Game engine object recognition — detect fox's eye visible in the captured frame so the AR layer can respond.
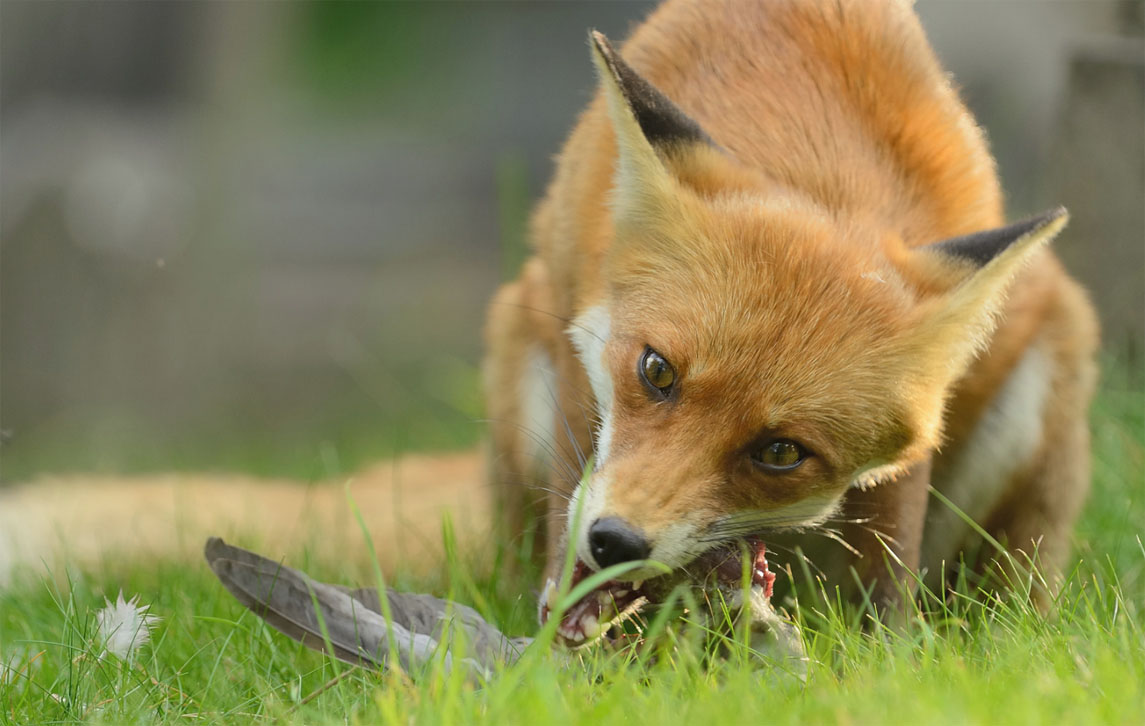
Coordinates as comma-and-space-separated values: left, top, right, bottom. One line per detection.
752, 440, 807, 471
639, 347, 676, 395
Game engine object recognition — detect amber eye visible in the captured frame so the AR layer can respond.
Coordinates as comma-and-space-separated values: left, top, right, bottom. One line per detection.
752, 440, 807, 471
639, 347, 676, 395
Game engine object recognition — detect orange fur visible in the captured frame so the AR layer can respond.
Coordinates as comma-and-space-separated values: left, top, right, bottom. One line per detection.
485, 0, 1098, 607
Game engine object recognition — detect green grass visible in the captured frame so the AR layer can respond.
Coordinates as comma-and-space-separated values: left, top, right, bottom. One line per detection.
1, 363, 1142, 725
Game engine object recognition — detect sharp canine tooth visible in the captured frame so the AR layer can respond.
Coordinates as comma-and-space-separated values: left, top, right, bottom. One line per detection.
614, 589, 629, 598
633, 580, 644, 590
542, 579, 557, 609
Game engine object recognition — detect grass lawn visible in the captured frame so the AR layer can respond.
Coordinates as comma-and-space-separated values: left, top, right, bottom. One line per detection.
1, 361, 1141, 725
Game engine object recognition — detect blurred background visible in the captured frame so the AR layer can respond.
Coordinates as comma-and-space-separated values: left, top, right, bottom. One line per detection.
2, 1, 1142, 484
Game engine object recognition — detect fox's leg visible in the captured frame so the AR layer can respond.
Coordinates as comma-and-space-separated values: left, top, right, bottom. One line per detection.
839, 458, 933, 615
484, 272, 551, 566
484, 258, 585, 572
922, 282, 1099, 607
979, 288, 1098, 606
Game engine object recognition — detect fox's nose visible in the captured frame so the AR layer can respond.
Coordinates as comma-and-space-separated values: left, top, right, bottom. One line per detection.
588, 517, 651, 569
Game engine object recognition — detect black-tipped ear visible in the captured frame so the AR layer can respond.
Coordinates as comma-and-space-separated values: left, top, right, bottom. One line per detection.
925, 208, 1068, 267
589, 30, 712, 149
904, 206, 1068, 408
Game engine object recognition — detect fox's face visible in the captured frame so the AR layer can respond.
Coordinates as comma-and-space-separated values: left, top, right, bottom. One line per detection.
571, 207, 920, 572
566, 33, 1066, 576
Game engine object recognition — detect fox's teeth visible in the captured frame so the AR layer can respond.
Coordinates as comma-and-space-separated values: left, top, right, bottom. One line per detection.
580, 614, 602, 639
613, 589, 629, 598
542, 579, 558, 609
559, 624, 585, 643
632, 580, 644, 590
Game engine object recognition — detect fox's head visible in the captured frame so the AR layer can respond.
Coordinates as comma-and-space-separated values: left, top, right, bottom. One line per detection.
565, 33, 1068, 576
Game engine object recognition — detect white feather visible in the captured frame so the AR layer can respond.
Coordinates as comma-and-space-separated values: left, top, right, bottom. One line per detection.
96, 591, 159, 661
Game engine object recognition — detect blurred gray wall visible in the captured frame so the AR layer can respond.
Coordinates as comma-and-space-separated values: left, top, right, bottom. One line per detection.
1, 1, 1141, 481
914, 1, 1144, 352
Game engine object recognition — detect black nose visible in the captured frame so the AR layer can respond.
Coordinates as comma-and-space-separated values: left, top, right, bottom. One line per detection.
588, 517, 651, 569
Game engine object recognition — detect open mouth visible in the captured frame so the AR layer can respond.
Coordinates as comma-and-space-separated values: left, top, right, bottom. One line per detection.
539, 538, 776, 648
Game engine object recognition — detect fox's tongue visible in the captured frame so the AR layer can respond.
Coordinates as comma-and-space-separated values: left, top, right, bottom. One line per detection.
539, 540, 775, 648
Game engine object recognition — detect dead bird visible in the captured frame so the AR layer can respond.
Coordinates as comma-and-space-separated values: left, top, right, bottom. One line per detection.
204, 537, 805, 681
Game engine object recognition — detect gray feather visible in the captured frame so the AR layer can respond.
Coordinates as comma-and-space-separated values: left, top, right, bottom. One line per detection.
204, 537, 530, 678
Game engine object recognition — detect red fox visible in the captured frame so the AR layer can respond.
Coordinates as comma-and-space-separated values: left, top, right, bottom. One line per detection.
1, 1, 1098, 651
484, 0, 1098, 644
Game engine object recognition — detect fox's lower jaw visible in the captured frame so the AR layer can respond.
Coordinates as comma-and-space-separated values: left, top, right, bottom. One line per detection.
540, 539, 777, 648
539, 563, 649, 648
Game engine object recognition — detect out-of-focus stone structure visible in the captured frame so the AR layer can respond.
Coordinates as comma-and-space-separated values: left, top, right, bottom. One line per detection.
1, 2, 1140, 480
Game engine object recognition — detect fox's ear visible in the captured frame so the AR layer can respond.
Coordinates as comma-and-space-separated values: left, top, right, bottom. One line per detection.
922, 209, 1068, 270
589, 30, 712, 151
589, 30, 714, 222
909, 208, 1068, 381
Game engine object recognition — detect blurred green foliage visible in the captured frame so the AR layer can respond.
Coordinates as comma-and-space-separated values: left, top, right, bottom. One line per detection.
293, 2, 451, 110
0, 357, 484, 484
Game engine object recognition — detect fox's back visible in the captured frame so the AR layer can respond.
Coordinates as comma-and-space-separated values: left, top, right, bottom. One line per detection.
538, 0, 1005, 299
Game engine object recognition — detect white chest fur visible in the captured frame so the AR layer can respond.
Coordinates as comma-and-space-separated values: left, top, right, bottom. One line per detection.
921, 341, 1051, 576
